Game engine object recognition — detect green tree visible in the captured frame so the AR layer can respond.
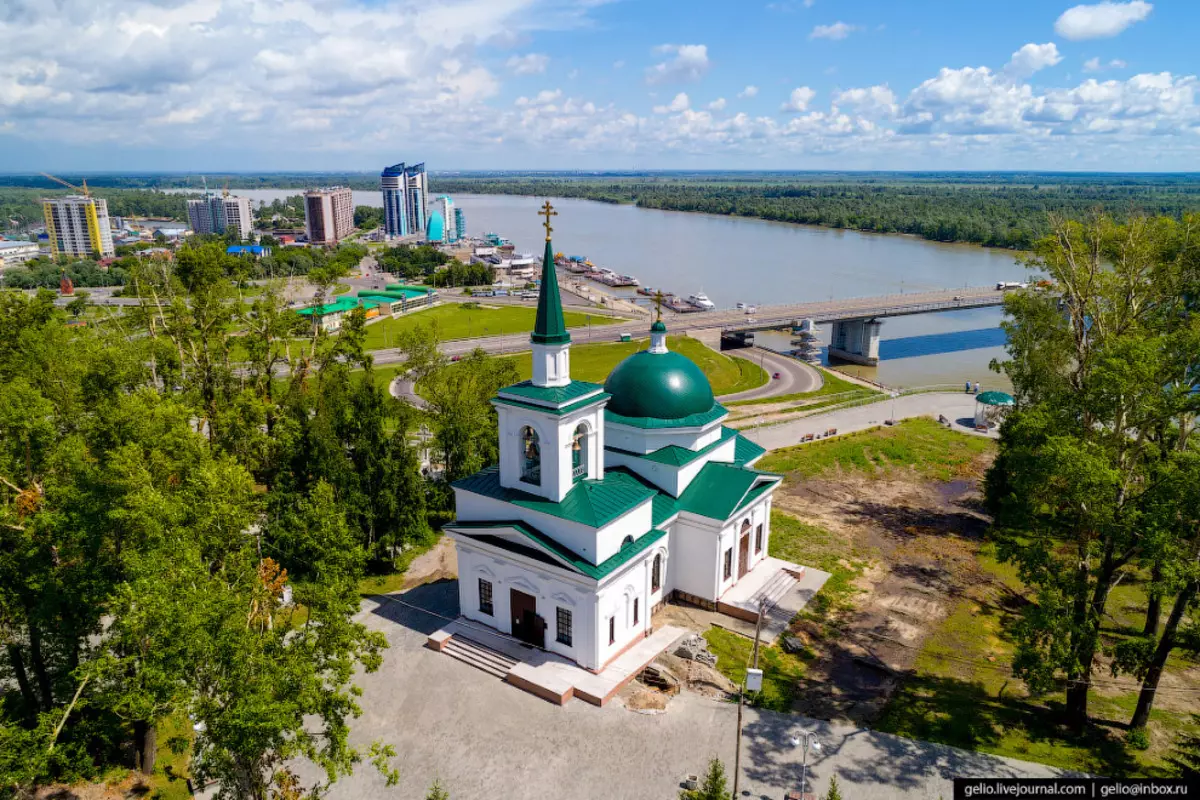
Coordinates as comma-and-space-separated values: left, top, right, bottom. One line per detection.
65, 289, 90, 317
680, 757, 731, 800
422, 348, 519, 482
824, 774, 844, 800
426, 779, 451, 800
1170, 716, 1200, 779
987, 213, 1200, 731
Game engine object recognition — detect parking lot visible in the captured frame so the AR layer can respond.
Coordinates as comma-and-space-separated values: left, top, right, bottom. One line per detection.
316, 581, 1067, 800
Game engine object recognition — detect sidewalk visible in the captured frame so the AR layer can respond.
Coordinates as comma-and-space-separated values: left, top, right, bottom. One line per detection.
743, 392, 995, 452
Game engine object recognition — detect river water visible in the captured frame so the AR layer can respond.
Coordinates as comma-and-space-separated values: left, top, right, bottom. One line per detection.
227, 189, 1026, 391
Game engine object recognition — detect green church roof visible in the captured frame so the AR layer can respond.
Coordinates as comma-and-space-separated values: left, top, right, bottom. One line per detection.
447, 520, 666, 580
452, 466, 654, 528
603, 349, 717, 422
532, 238, 570, 345
650, 320, 667, 333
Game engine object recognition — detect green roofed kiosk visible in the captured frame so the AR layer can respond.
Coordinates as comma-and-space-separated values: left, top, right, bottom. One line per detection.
974, 390, 1014, 430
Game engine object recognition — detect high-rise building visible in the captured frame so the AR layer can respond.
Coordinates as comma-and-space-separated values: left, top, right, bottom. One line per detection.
42, 195, 114, 258
429, 195, 457, 244
380, 162, 427, 239
304, 187, 354, 245
454, 206, 466, 242
188, 194, 256, 240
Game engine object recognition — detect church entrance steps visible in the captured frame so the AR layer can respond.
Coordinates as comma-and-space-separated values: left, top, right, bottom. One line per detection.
441, 635, 519, 679
429, 620, 689, 708
718, 557, 832, 643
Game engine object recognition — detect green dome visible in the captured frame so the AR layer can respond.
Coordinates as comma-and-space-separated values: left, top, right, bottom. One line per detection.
650, 320, 667, 333
604, 350, 715, 420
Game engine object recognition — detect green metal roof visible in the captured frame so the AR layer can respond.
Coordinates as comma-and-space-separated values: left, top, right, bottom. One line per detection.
532, 238, 570, 345
651, 493, 679, 527
603, 350, 716, 421
976, 390, 1014, 406
605, 403, 728, 430
675, 462, 781, 521
733, 435, 766, 467
497, 379, 605, 408
650, 320, 667, 333
493, 393, 611, 418
452, 466, 655, 528
448, 520, 666, 580
606, 426, 738, 467
296, 296, 373, 316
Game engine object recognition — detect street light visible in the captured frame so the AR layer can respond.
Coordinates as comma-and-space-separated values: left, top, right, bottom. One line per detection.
789, 730, 821, 798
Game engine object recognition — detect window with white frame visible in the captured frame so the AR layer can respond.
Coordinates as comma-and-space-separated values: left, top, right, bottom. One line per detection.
478, 578, 493, 615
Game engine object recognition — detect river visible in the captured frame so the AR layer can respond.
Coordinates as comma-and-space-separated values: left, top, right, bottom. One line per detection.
226, 189, 1027, 391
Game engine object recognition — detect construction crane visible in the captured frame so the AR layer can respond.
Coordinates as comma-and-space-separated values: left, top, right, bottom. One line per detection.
40, 172, 91, 197
222, 181, 230, 198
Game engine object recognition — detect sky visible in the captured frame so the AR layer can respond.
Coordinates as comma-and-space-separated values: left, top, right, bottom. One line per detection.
1, 0, 1198, 172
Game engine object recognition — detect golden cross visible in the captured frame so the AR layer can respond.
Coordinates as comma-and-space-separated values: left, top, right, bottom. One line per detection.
538, 200, 557, 241
654, 290, 665, 321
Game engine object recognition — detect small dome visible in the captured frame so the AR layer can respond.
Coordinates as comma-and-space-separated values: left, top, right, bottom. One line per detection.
650, 320, 667, 333
604, 350, 715, 420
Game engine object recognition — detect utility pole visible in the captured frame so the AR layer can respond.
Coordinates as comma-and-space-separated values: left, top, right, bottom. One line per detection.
734, 600, 766, 798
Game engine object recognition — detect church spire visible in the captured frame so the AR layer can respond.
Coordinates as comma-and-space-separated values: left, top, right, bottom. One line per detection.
531, 201, 570, 346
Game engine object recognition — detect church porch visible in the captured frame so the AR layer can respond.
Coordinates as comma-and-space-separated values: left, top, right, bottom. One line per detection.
716, 556, 832, 644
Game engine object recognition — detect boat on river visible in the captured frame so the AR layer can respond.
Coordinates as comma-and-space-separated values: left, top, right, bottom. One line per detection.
687, 291, 715, 310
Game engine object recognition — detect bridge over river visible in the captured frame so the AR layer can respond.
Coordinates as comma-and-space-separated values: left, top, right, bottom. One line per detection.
367, 285, 1011, 368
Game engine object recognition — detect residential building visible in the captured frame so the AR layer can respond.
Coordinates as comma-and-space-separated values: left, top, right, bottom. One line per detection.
441, 209, 784, 673
0, 240, 41, 269
304, 187, 354, 245
42, 195, 115, 258
380, 162, 427, 239
188, 194, 256, 240
429, 195, 457, 243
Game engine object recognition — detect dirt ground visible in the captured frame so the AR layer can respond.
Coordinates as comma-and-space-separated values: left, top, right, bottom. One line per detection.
402, 535, 458, 590
774, 463, 1005, 724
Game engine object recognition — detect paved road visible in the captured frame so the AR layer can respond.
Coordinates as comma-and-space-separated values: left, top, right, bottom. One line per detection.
273, 581, 1068, 800
744, 392, 996, 451
720, 347, 821, 402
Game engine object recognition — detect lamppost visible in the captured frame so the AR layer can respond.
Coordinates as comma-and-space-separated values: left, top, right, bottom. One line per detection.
789, 730, 821, 798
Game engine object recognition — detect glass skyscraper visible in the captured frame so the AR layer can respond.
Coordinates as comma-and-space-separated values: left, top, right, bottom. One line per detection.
381, 162, 427, 239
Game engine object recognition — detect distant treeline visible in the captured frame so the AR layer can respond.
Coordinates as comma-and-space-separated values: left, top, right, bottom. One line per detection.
427, 178, 1200, 250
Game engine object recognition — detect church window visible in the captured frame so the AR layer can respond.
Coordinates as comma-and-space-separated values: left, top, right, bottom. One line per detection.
755, 523, 764, 554
633, 598, 639, 626
608, 616, 615, 645
520, 426, 541, 485
723, 548, 733, 580
478, 579, 493, 616
622, 535, 634, 548
571, 423, 589, 482
652, 554, 662, 593
556, 607, 572, 647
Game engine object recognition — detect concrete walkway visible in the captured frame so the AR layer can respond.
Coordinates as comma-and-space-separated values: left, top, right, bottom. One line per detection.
292, 581, 1071, 800
744, 392, 997, 452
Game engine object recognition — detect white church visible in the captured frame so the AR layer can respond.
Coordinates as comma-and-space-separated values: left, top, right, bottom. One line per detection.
444, 205, 785, 674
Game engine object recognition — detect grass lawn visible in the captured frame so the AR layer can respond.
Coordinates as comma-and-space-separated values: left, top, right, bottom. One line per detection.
499, 336, 766, 396
360, 303, 620, 349
147, 711, 194, 800
703, 627, 810, 712
358, 531, 444, 596
333, 283, 351, 295
758, 417, 994, 482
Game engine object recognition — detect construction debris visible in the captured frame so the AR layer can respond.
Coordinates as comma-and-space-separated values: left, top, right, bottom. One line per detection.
674, 633, 718, 667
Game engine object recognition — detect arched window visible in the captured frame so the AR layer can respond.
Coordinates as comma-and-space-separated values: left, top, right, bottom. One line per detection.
652, 553, 662, 593
622, 535, 634, 548
571, 423, 589, 482
521, 426, 541, 485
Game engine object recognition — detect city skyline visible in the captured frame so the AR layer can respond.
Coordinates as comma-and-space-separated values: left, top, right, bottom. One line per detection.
1, 1, 1197, 172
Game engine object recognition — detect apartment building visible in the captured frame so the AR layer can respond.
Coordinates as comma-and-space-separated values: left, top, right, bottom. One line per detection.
380, 162, 428, 239
304, 187, 354, 245
42, 195, 115, 258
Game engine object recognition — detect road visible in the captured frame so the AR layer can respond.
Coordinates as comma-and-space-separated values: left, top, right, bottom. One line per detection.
743, 391, 996, 451
720, 347, 821, 402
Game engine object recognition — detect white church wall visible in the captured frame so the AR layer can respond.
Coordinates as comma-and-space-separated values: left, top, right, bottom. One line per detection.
603, 429, 739, 497
453, 535, 601, 668
594, 552, 653, 667
495, 401, 606, 503
604, 417, 725, 455
669, 516, 723, 601
594, 502, 654, 563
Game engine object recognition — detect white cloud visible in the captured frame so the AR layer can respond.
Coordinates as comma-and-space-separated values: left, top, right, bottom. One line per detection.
1084, 57, 1128, 72
781, 86, 816, 112
1054, 1, 1153, 40
810, 21, 859, 40
737, 85, 759, 99
506, 53, 548, 75
645, 44, 710, 85
1005, 43, 1062, 79
653, 92, 690, 114
612, 60, 625, 69
515, 89, 563, 107
708, 97, 727, 111
834, 85, 898, 117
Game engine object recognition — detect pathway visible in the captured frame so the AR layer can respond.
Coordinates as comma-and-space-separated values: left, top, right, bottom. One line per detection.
273, 581, 1071, 800
744, 391, 996, 452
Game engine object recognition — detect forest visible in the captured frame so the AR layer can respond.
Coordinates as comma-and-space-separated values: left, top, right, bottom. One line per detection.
0, 241, 517, 797
428, 176, 1200, 250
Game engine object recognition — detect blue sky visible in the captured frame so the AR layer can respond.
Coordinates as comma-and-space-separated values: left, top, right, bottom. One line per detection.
1, 0, 1196, 171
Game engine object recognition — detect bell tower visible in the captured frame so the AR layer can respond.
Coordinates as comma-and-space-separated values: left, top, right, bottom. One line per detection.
530, 201, 571, 388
